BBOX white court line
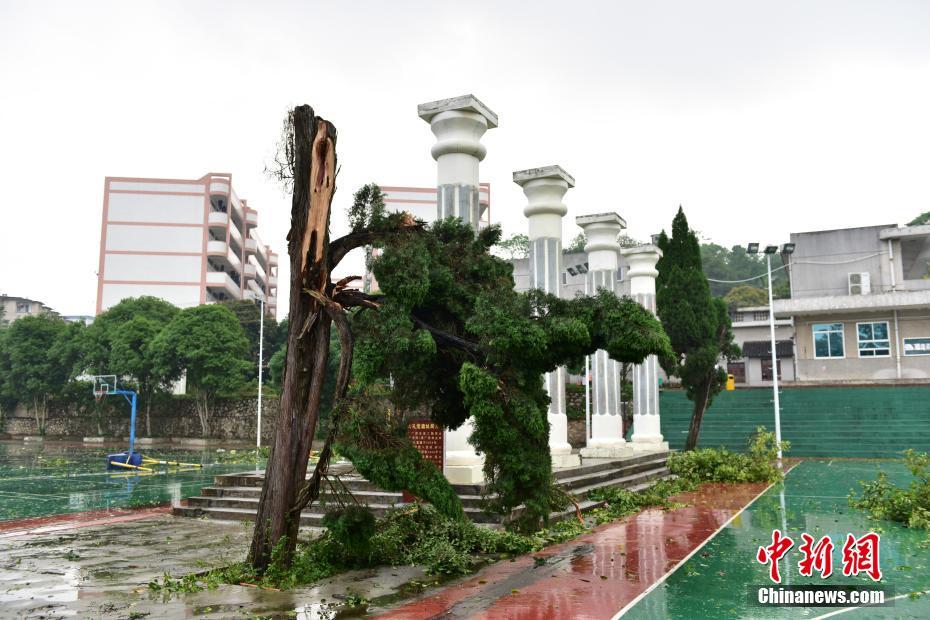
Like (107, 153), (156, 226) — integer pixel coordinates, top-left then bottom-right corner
(612, 463), (801, 619)
(812, 590), (930, 618)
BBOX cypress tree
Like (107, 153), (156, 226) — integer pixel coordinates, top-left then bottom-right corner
(656, 207), (739, 450)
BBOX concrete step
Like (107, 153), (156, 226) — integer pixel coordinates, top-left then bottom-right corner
(176, 451), (673, 526)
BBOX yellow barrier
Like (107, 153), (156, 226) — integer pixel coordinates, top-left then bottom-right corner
(108, 460), (153, 472)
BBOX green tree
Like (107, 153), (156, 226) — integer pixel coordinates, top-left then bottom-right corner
(563, 232), (586, 254)
(353, 217), (672, 531)
(0, 315), (72, 434)
(81, 296), (179, 375)
(700, 243), (788, 298)
(151, 304), (251, 436)
(110, 316), (174, 437)
(656, 207), (740, 450)
(723, 284), (768, 308)
(495, 233), (529, 259)
(220, 299), (280, 384)
(908, 211), (930, 226)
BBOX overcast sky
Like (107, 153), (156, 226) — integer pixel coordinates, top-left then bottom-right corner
(2, 0), (929, 319)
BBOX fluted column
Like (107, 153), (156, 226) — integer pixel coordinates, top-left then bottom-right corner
(621, 245), (669, 452)
(577, 213), (632, 458)
(514, 166), (580, 468)
(419, 94), (497, 484)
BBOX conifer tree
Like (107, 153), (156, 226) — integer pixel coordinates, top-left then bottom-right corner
(656, 207), (739, 450)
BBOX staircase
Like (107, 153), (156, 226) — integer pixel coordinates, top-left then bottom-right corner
(173, 451), (671, 527)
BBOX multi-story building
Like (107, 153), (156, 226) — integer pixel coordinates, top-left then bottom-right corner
(773, 223), (930, 382)
(0, 295), (58, 326)
(727, 306), (795, 385)
(95, 173), (278, 315)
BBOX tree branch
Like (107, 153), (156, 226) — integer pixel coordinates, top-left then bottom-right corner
(328, 216), (425, 270)
(410, 315), (483, 356)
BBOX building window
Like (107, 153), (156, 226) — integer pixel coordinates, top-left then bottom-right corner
(761, 359), (781, 381)
(812, 323), (845, 359)
(15, 301), (29, 313)
(857, 321), (890, 357)
(753, 311), (768, 321)
(903, 337), (930, 356)
(728, 362), (745, 383)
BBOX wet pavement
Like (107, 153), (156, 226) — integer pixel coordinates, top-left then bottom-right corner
(375, 481), (769, 619)
(622, 460), (930, 619)
(0, 440), (264, 521)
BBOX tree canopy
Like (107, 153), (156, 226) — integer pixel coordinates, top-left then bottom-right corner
(352, 217), (672, 530)
(152, 304), (252, 435)
(723, 284), (769, 308)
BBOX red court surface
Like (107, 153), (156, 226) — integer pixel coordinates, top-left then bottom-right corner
(0, 505), (168, 538)
(377, 482), (769, 620)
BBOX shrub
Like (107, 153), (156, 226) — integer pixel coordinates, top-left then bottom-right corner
(322, 505), (377, 567)
(849, 449), (930, 529)
(667, 427), (788, 484)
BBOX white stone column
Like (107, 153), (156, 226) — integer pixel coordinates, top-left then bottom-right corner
(577, 213), (632, 458)
(620, 245), (669, 452)
(513, 166), (580, 468)
(419, 94), (497, 484)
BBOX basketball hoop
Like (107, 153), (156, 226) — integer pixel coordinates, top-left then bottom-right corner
(91, 375), (117, 403)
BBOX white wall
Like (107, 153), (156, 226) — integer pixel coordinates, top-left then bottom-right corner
(104, 254), (201, 282)
(105, 224), (203, 253)
(107, 193), (204, 224)
(100, 283), (200, 311)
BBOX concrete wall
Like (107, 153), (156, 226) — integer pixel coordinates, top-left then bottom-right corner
(794, 309), (930, 380)
(4, 397), (280, 442)
(789, 224), (895, 298)
(511, 250), (632, 299)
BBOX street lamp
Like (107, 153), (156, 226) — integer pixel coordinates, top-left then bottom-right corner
(746, 242), (795, 461)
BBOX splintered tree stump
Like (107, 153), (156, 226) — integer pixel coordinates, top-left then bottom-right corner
(249, 106), (337, 570)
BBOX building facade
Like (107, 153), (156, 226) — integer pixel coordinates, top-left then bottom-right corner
(95, 173), (278, 315)
(0, 295), (58, 326)
(773, 223), (930, 382)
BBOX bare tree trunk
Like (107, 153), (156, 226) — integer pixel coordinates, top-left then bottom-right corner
(196, 393), (211, 437)
(249, 106), (337, 572)
(684, 375), (713, 450)
(145, 396), (152, 437)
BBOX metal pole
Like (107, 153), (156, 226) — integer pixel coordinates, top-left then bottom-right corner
(128, 392), (137, 457)
(767, 254), (783, 462)
(257, 298), (264, 449)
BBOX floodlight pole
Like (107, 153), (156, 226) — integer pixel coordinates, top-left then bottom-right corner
(257, 297), (264, 449)
(766, 253), (783, 462)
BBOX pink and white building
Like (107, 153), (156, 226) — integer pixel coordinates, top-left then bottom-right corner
(95, 172), (278, 315)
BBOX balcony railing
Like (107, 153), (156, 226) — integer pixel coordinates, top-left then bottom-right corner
(206, 271), (241, 299)
(206, 240), (227, 256)
(269, 254), (278, 267)
(208, 212), (228, 228)
(246, 210), (258, 227)
(245, 238), (257, 254)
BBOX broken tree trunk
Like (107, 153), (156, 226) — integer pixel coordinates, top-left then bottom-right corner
(249, 105), (338, 571)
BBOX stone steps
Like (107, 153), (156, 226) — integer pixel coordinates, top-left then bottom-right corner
(173, 451), (671, 527)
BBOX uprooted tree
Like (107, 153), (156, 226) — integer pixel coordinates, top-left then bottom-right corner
(249, 104), (673, 571)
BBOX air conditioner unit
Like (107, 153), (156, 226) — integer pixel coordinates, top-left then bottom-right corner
(848, 272), (871, 295)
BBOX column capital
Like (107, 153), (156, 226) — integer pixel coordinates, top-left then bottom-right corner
(576, 212), (625, 271)
(418, 94), (498, 127)
(620, 244), (662, 278)
(514, 166), (574, 239)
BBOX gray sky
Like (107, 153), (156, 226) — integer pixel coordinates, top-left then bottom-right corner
(2, 0), (929, 319)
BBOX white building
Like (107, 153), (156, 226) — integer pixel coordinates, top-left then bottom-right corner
(95, 172), (278, 315)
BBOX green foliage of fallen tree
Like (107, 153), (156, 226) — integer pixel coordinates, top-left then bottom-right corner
(850, 449), (930, 529)
(667, 427), (789, 484)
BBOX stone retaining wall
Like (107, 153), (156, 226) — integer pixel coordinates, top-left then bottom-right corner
(3, 397), (280, 441)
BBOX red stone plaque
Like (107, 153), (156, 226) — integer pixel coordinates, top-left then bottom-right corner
(407, 419), (444, 468)
(404, 419), (444, 503)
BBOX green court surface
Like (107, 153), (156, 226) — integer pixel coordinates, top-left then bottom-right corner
(622, 460), (930, 619)
(0, 440), (263, 522)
